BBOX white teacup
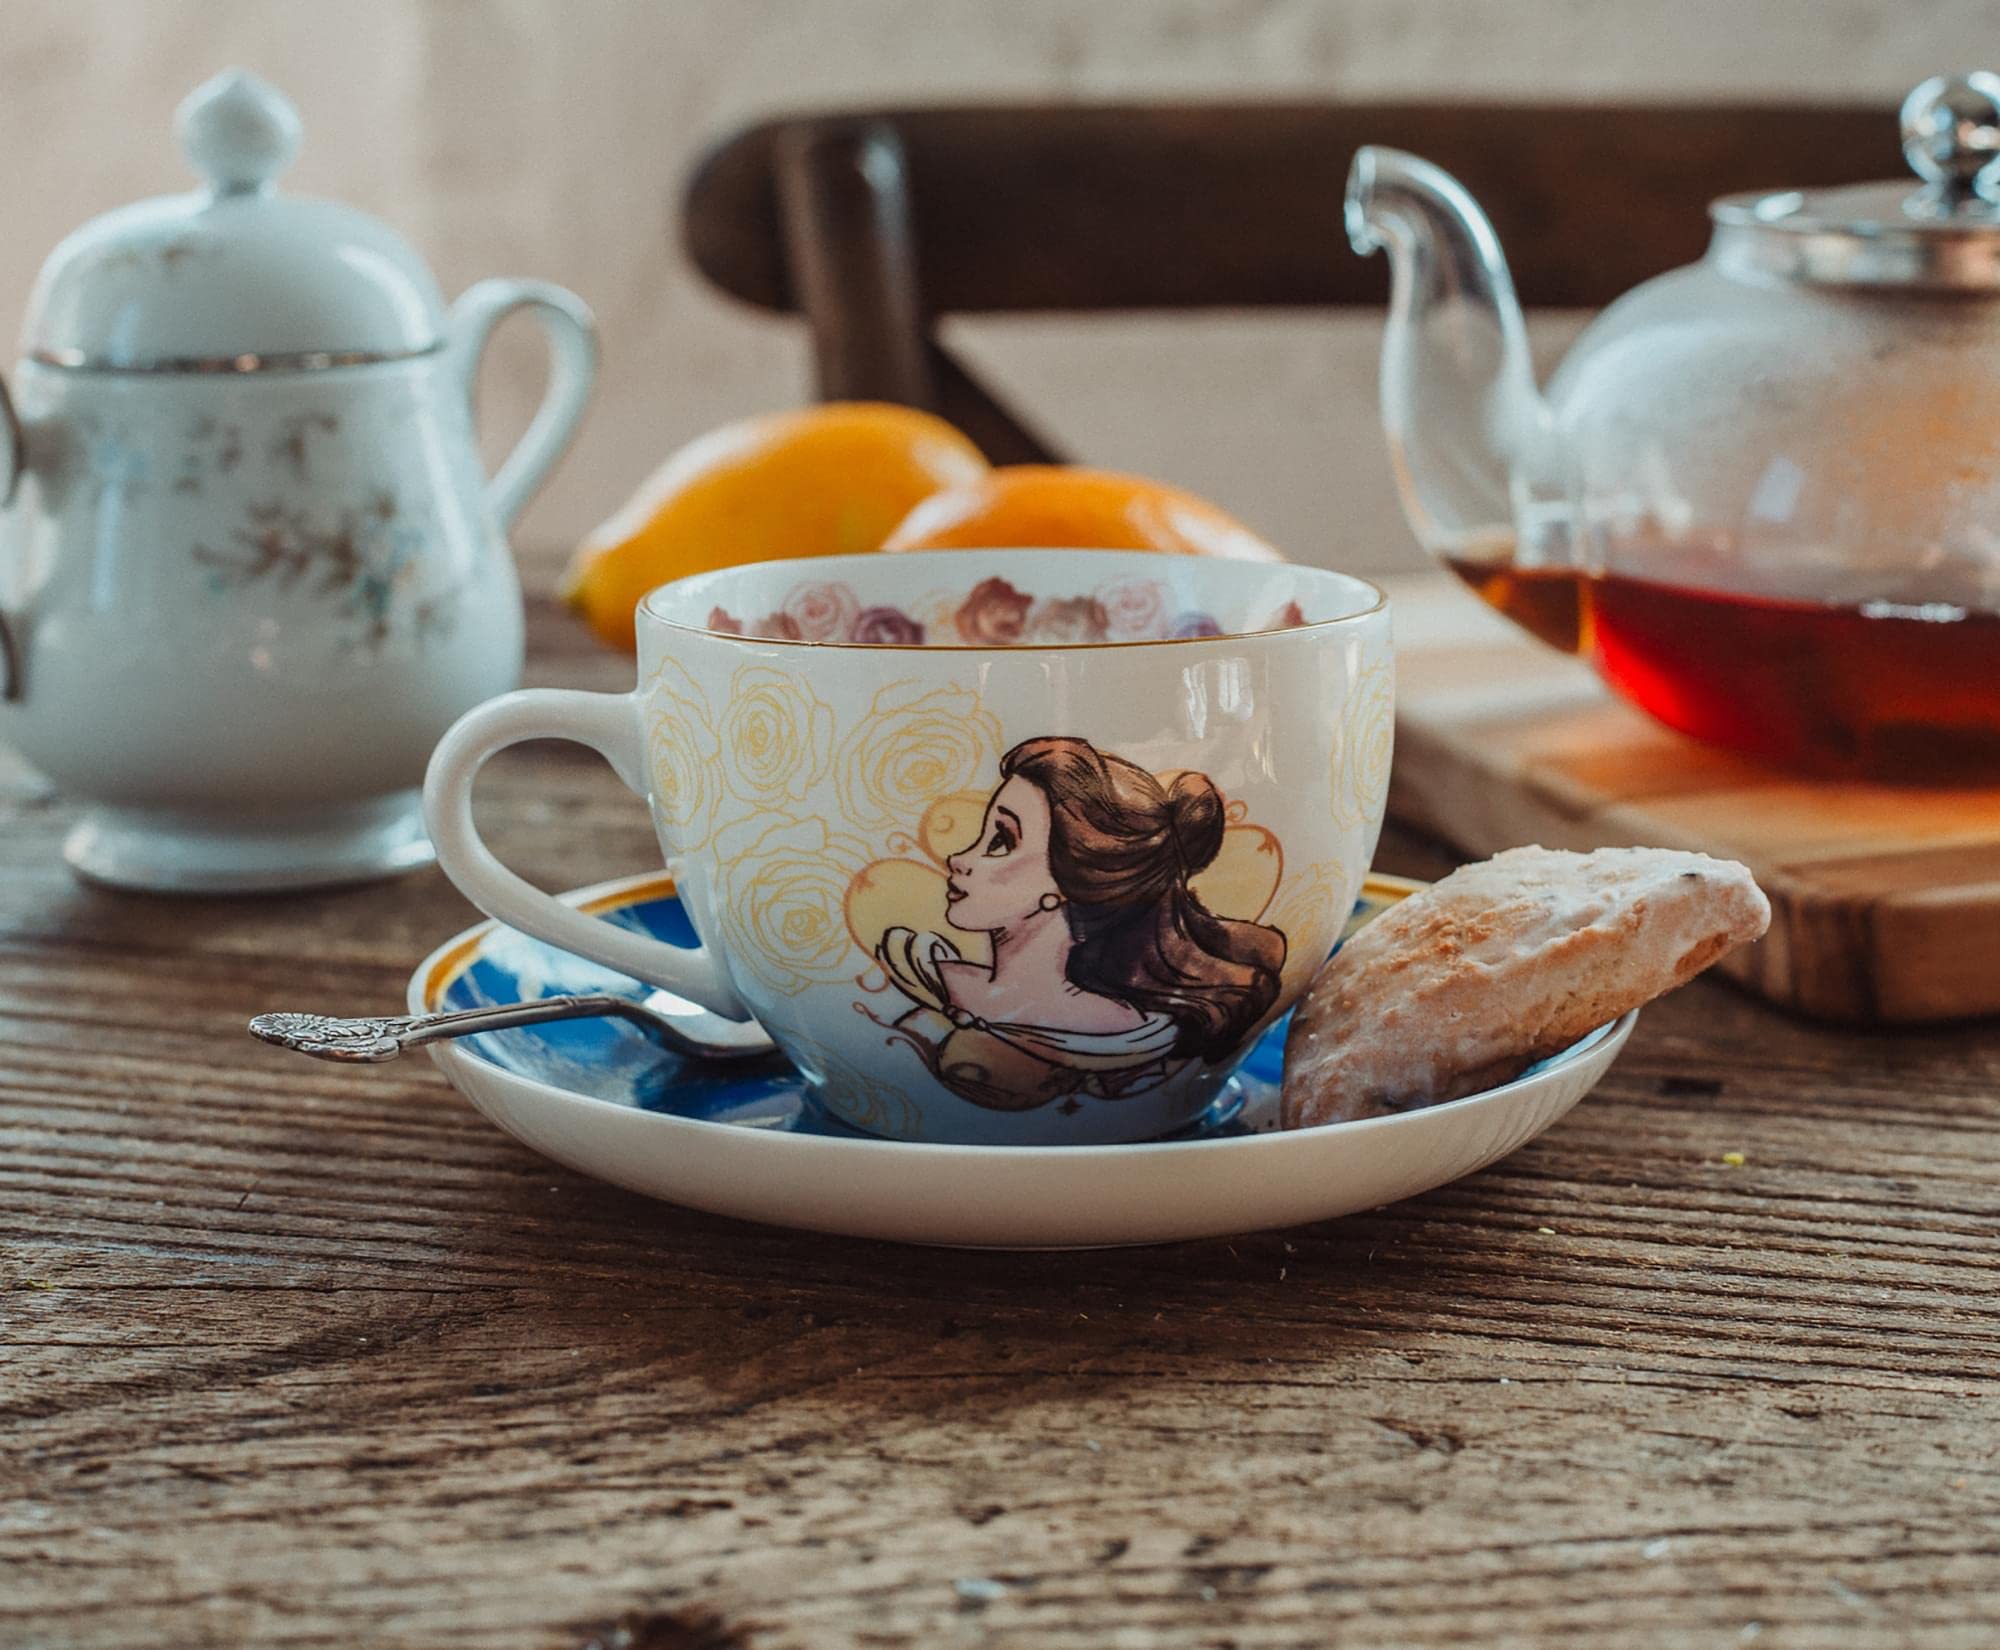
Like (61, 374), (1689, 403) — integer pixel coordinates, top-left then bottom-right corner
(423, 549), (1391, 1145)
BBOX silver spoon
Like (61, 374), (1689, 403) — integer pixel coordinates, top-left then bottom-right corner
(249, 990), (777, 1064)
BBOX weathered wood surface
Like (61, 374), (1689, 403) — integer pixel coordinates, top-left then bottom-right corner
(5, 599), (1999, 1650)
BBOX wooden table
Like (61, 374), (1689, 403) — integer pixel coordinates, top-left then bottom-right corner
(7, 599), (1998, 1650)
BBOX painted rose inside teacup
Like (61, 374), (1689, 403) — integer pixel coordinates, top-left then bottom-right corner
(426, 549), (1392, 1145)
(688, 562), (1307, 647)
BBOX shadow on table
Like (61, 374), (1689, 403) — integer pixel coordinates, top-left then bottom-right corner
(465, 1166), (1449, 1421)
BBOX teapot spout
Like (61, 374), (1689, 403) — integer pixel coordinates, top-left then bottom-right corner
(1347, 147), (1556, 567)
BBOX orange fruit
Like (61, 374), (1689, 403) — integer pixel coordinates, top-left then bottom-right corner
(562, 402), (988, 650)
(880, 465), (1283, 561)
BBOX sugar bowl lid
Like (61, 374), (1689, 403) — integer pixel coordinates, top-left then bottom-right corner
(1709, 73), (2000, 290)
(25, 70), (447, 370)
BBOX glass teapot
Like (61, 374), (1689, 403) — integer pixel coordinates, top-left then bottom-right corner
(1348, 74), (2000, 780)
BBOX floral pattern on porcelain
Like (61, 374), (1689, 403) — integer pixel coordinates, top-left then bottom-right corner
(64, 393), (468, 655)
(705, 575), (1314, 647)
(643, 659), (1315, 1109)
(194, 492), (454, 652)
(643, 656), (1308, 1123)
(435, 552), (1390, 1145)
(717, 664), (836, 806)
(709, 812), (877, 996)
(643, 655), (725, 852)
(833, 680), (1002, 832)
(1330, 653), (1395, 831)
(170, 410), (342, 494)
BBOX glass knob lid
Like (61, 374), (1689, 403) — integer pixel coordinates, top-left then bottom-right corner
(1708, 71), (2000, 288)
(1900, 72), (2000, 212)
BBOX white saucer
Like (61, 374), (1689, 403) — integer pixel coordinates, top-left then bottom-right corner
(408, 871), (1636, 1248)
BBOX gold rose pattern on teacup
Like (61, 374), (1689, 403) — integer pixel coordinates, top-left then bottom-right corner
(647, 675), (997, 987)
(704, 575), (1313, 647)
(835, 681), (1002, 833)
(643, 656), (725, 851)
(646, 589), (1360, 1120)
(1265, 855), (1352, 998)
(1330, 649), (1394, 830)
(710, 813), (876, 995)
(719, 664), (835, 806)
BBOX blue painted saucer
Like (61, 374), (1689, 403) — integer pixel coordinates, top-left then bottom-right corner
(407, 872), (1636, 1247)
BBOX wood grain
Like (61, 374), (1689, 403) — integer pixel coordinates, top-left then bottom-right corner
(5, 599), (1998, 1649)
(1388, 575), (2000, 1026)
(683, 102), (1893, 318)
(775, 123), (936, 410)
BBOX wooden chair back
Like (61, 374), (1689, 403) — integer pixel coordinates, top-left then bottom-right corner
(682, 102), (1890, 461)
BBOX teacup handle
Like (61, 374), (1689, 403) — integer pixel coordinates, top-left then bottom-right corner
(421, 688), (747, 1020)
(448, 278), (599, 532)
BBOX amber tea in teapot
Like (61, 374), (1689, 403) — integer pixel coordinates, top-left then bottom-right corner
(1353, 73), (2000, 782)
(1446, 552), (2000, 780)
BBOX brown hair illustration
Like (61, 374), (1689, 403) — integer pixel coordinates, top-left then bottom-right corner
(998, 737), (1285, 1062)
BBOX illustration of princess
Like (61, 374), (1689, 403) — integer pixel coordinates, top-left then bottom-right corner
(872, 736), (1287, 1112)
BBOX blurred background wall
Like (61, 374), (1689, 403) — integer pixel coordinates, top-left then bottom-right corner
(0, 0), (1990, 591)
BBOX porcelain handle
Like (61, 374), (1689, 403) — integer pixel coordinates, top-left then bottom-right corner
(0, 369), (21, 701)
(421, 687), (747, 1019)
(449, 278), (599, 533)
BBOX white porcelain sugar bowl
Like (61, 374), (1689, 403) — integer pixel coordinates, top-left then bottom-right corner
(0, 70), (597, 891)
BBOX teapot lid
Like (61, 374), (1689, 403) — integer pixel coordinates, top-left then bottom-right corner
(1711, 73), (2000, 290)
(25, 70), (446, 370)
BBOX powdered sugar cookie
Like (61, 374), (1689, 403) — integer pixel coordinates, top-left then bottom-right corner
(1281, 846), (1770, 1128)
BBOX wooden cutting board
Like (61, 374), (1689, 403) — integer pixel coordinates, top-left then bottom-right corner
(1381, 573), (2000, 1025)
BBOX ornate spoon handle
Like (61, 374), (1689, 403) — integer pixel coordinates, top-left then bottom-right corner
(251, 994), (696, 1063)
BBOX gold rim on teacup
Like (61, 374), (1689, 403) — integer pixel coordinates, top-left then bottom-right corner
(641, 547), (1388, 652)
